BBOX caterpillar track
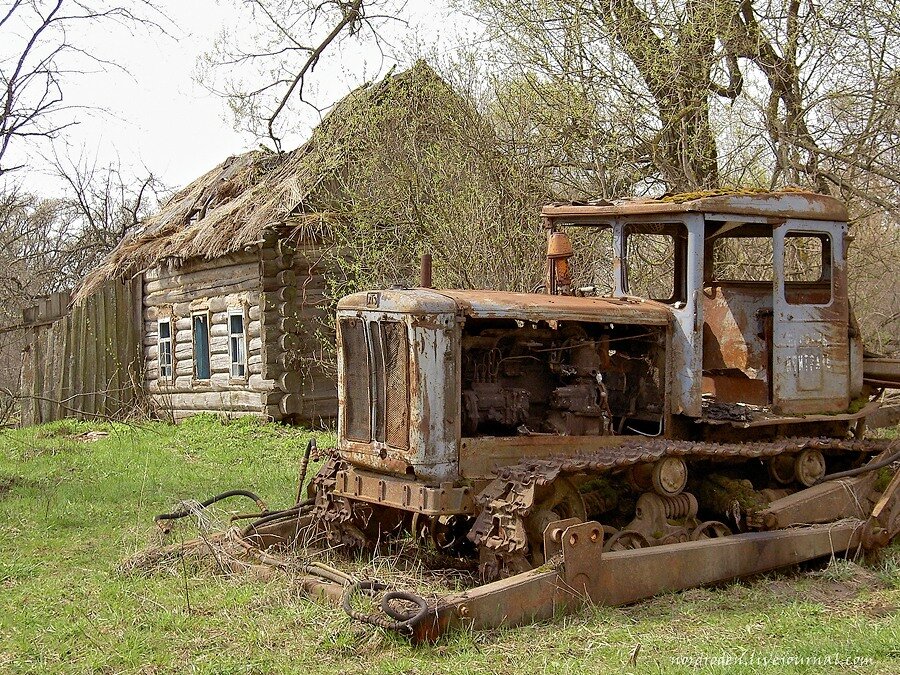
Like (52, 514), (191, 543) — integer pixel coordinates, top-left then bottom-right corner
(469, 437), (898, 578)
(307, 436), (899, 582)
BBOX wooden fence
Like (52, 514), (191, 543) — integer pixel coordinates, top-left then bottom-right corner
(19, 278), (143, 425)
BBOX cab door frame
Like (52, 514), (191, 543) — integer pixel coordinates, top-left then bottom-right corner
(772, 219), (850, 414)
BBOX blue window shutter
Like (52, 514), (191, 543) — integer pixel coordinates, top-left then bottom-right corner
(193, 315), (211, 380)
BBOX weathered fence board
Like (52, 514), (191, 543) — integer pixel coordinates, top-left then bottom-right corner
(19, 279), (143, 425)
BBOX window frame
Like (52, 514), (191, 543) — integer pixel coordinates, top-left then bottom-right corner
(191, 310), (212, 382)
(227, 306), (248, 381)
(157, 316), (174, 383)
(622, 222), (688, 304)
(783, 230), (833, 307)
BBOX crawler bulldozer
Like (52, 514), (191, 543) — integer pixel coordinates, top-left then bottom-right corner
(154, 191), (900, 641)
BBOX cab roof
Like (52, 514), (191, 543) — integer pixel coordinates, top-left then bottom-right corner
(541, 190), (848, 225)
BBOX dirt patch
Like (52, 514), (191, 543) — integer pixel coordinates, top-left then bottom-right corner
(0, 474), (21, 497)
(73, 431), (109, 442)
(766, 578), (862, 606)
(761, 562), (897, 616)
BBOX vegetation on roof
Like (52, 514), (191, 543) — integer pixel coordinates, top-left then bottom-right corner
(78, 61), (544, 300)
(659, 186), (812, 203)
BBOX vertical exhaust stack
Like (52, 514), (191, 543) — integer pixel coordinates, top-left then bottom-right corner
(420, 253), (433, 289)
(546, 231), (574, 295)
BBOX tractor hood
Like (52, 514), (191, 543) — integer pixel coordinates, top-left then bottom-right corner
(337, 288), (672, 326)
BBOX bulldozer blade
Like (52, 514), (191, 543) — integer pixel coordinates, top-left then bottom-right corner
(412, 519), (867, 643)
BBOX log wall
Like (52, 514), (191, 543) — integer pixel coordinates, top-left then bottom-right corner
(143, 252), (264, 422)
(143, 242), (337, 424)
(259, 236), (337, 423)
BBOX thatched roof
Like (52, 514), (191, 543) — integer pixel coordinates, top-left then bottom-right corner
(77, 61), (475, 299)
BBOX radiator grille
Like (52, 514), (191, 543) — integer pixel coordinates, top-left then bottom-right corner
(341, 318), (371, 442)
(340, 317), (410, 449)
(382, 321), (410, 449)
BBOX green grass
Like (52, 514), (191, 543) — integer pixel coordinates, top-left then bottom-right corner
(0, 416), (898, 674)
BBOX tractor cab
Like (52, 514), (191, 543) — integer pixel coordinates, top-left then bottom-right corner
(541, 191), (861, 422)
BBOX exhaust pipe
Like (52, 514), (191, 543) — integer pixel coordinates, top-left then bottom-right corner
(420, 253), (433, 289)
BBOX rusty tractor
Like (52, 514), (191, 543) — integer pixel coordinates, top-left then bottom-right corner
(158, 191), (900, 642)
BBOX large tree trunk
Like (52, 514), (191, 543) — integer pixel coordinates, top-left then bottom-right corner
(604, 0), (723, 191)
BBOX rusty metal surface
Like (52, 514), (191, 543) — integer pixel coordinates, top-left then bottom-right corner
(436, 289), (672, 325)
(415, 566), (573, 641)
(336, 306), (460, 483)
(751, 473), (877, 529)
(331, 464), (476, 516)
(414, 518), (866, 642)
(382, 320), (410, 449)
(459, 320), (664, 440)
(870, 465), (900, 541)
(584, 520), (864, 606)
(702, 397), (881, 428)
(772, 221), (850, 414)
(701, 375), (768, 406)
(863, 358), (900, 388)
(662, 213), (705, 417)
(460, 435), (629, 480)
(338, 287), (672, 326)
(540, 191), (848, 224)
(701, 283), (772, 405)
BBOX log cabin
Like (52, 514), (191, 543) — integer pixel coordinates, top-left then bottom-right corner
(78, 159), (339, 424)
(74, 63), (427, 423)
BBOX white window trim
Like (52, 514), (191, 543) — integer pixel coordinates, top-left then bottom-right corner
(227, 306), (248, 381)
(157, 317), (174, 383)
(191, 310), (212, 382)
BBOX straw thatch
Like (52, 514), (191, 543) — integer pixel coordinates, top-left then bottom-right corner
(77, 61), (476, 299)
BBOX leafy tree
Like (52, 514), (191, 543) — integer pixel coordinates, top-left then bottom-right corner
(465, 0), (900, 207)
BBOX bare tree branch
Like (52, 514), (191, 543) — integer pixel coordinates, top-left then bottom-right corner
(199, 0), (405, 148)
(266, 0), (363, 150)
(0, 0), (170, 175)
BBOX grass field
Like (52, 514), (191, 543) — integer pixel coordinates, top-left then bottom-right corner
(1, 416), (898, 674)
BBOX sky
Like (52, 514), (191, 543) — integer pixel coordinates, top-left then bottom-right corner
(11, 0), (471, 197)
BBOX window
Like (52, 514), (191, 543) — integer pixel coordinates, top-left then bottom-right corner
(784, 232), (832, 305)
(623, 223), (687, 303)
(568, 226), (615, 295)
(157, 318), (173, 381)
(192, 313), (211, 380)
(711, 236), (774, 282)
(228, 309), (247, 378)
